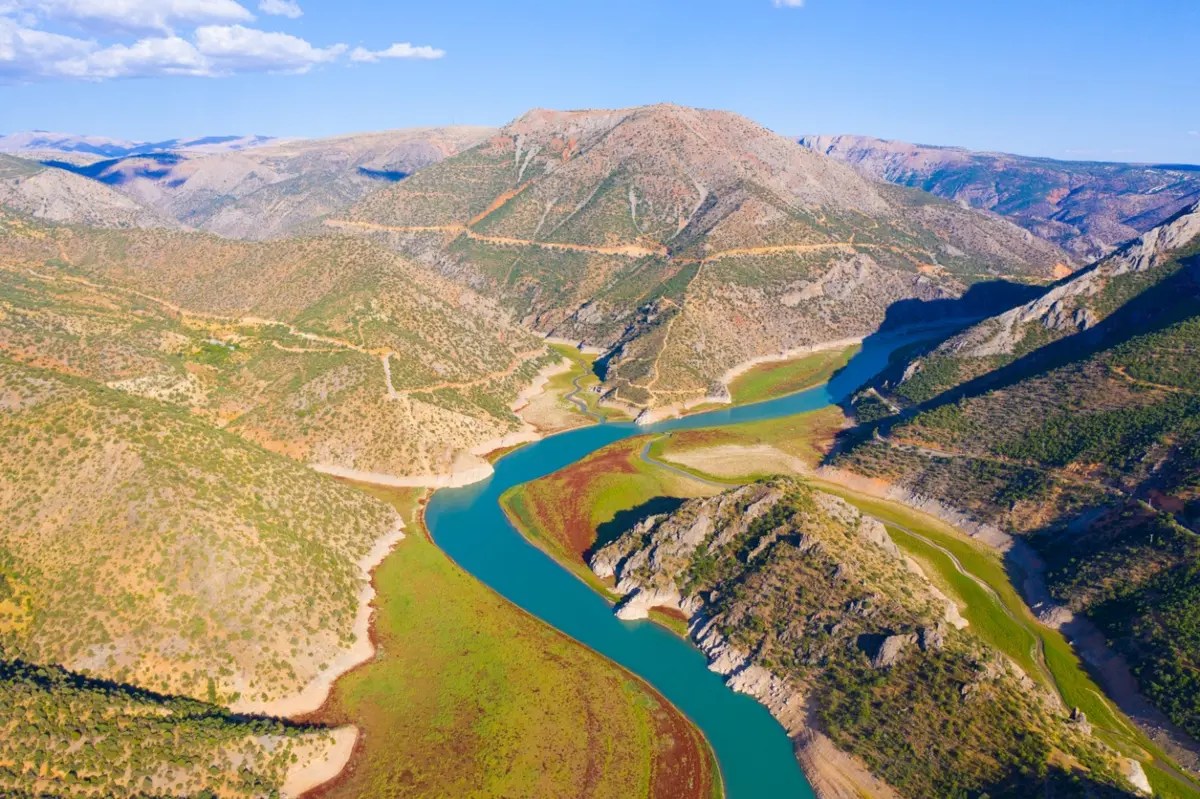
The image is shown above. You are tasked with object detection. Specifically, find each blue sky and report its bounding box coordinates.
[1,0,1197,163]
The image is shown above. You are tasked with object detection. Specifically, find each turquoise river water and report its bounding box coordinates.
[425,329,932,798]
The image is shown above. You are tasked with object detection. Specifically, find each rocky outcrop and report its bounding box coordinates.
[932,201,1200,360]
[588,480,969,798]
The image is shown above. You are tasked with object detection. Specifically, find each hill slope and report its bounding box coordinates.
[40,127,493,239]
[0,210,553,483]
[344,104,1070,412]
[799,134,1200,260]
[836,203,1200,746]
[0,153,174,230]
[592,478,1136,798]
[0,356,404,710]
[0,657,344,799]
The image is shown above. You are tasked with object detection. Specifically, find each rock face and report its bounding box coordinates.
[800,133,1200,261]
[590,478,1134,798]
[932,201,1200,360]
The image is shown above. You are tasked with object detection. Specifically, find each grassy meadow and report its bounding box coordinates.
[308,484,720,799]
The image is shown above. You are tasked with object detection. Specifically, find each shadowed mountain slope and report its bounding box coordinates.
[835,203,1200,749]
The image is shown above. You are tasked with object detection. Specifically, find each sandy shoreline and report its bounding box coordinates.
[233,517,407,719]
[541,333,606,355]
[281,727,359,799]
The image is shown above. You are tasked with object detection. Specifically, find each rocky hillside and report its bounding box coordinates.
[0,658,344,799]
[591,479,1136,798]
[836,203,1200,746]
[800,134,1200,261]
[864,202,1200,406]
[0,153,177,230]
[0,209,553,483]
[37,127,492,239]
[341,104,1070,413]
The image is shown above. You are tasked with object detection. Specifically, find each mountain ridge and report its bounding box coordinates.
[799,133,1200,260]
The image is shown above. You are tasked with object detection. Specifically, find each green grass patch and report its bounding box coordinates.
[884,524,1045,685]
[314,485,721,799]
[727,345,858,405]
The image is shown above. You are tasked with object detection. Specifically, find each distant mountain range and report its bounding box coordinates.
[0,127,492,239]
[800,134,1200,260]
[0,131,278,158]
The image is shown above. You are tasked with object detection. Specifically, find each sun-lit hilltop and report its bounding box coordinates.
[342,104,1069,413]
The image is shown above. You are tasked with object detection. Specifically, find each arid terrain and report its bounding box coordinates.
[2,99,1197,799]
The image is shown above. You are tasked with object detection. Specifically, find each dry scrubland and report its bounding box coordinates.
[344,104,1069,411]
[0,657,341,799]
[0,205,723,798]
[0,209,553,481]
[592,478,1142,798]
[839,205,1200,754]
[0,358,401,707]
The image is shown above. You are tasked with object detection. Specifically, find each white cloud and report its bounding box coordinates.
[1189,130,1199,138]
[257,0,300,19]
[773,0,805,6]
[0,5,445,81]
[350,41,444,62]
[0,17,93,79]
[58,34,208,78]
[29,0,254,34]
[194,24,342,72]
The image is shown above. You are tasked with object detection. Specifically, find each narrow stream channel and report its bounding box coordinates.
[424,328,939,798]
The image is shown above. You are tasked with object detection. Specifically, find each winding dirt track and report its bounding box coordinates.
[24,267,546,402]
[327,219,667,258]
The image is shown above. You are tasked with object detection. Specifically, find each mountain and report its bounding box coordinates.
[342,104,1070,413]
[835,202,1200,748]
[799,134,1200,261]
[0,153,177,229]
[592,478,1136,797]
[0,131,278,158]
[38,127,493,239]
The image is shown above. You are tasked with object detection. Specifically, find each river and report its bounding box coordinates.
[424,328,935,798]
